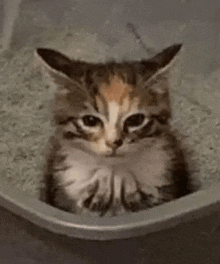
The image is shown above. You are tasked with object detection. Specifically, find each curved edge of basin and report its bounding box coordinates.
[0,177,220,241]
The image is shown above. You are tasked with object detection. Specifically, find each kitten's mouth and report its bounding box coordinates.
[105,151,123,158]
[107,153,117,157]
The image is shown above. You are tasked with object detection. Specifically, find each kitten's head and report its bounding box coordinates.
[35,44,182,156]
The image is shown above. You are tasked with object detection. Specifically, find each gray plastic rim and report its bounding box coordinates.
[0,176,220,241]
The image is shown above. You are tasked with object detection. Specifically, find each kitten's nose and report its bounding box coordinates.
[114,139,123,147]
[106,139,123,149]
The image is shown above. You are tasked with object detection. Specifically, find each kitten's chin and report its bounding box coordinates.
[104,152,124,158]
[92,148,125,158]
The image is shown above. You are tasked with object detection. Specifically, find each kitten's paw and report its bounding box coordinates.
[108,172,126,216]
[75,178,99,210]
[86,167,113,214]
[139,184,161,207]
[122,171,142,212]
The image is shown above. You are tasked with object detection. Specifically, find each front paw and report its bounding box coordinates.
[120,171,142,212]
[86,169,142,215]
[86,167,113,214]
[71,167,113,215]
[75,168,155,216]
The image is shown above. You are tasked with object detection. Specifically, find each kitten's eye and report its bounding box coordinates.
[124,114,145,128]
[82,115,102,127]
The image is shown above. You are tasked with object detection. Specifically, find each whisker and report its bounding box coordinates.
[52,165,72,172]
[57,180,76,188]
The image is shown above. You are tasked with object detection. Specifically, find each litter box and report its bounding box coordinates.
[0,0,220,263]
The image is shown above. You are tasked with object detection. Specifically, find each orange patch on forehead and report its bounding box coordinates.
[100,76,131,104]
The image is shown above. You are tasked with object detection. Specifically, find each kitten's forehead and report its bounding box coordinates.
[100,76,131,103]
[95,76,140,119]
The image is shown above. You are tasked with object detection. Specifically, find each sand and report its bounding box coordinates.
[0,24,220,199]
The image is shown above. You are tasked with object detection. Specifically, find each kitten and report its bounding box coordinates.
[36,44,194,216]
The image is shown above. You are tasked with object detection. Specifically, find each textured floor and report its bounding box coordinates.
[0,23,220,198]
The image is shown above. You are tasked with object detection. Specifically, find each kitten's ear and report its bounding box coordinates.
[143,44,182,93]
[34,48,76,87]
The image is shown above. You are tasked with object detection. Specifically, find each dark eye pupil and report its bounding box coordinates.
[82,115,101,127]
[125,114,145,127]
